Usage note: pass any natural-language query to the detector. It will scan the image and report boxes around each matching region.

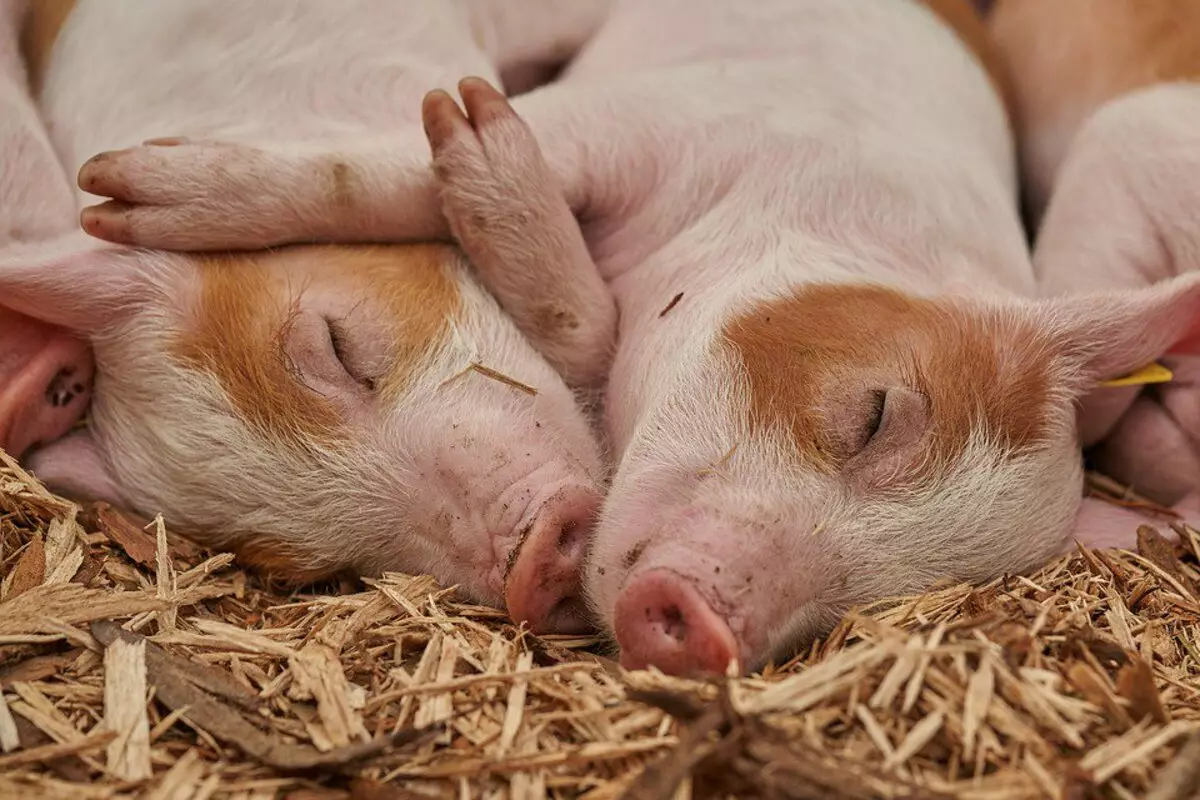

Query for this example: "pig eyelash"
[324,317,377,393]
[865,389,886,441]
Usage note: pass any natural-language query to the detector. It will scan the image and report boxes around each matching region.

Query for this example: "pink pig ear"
[26,430,127,506]
[0,231,159,334]
[1048,272,1200,387]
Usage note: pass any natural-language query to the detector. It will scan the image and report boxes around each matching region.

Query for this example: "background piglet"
[0,0,92,458]
[988,0,1200,511]
[75,0,1200,677]
[2,0,618,634]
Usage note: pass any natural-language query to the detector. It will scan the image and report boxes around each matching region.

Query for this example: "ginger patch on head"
[722,284,1057,480]
[171,245,461,445]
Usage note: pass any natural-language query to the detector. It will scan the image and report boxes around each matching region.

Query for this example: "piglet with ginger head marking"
[4,232,604,635]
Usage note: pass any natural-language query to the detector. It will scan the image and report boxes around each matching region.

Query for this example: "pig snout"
[504,484,600,635]
[613,568,741,676]
[0,309,94,458]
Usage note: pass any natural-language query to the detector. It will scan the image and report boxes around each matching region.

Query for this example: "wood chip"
[5,534,46,600]
[102,634,152,780]
[0,691,19,753]
[0,464,1196,796]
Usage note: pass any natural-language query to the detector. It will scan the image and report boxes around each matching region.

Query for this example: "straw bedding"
[1,451,1198,800]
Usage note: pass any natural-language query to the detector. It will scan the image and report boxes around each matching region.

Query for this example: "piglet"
[3,0,618,634]
[0,0,92,458]
[76,0,1200,676]
[989,0,1200,509]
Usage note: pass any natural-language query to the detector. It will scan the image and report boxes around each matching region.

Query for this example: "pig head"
[989,0,1200,509]
[0,231,606,634]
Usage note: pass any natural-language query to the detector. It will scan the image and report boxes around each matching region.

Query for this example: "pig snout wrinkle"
[503,485,600,635]
[614,569,740,677]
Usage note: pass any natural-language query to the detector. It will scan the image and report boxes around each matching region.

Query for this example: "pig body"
[988,0,1200,508]
[78,0,1200,675]
[0,0,92,458]
[3,0,619,634]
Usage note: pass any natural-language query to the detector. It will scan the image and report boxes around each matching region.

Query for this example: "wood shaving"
[0,455,1196,797]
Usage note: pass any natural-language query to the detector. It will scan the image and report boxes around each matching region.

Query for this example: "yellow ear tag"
[1099,362,1174,388]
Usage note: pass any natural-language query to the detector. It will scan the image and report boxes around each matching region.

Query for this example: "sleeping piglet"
[2,0,617,634]
[0,0,91,458]
[988,0,1200,511]
[76,0,1200,675]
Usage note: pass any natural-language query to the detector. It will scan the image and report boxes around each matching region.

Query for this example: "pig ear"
[25,430,127,506]
[0,231,161,334]
[1047,272,1200,387]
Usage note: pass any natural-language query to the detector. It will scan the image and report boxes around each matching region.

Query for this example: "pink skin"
[0,0,91,457]
[70,0,1200,675]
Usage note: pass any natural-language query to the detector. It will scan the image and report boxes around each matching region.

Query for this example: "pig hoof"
[614,569,740,676]
[503,486,600,635]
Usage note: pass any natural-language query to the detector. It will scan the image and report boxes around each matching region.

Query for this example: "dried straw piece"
[1,462,1198,797]
[0,691,20,753]
[101,635,152,780]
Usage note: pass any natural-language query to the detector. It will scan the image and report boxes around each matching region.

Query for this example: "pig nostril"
[556,519,587,560]
[45,366,82,408]
[656,604,687,642]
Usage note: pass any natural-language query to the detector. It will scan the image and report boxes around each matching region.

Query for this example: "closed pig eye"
[325,318,377,392]
[284,309,377,398]
[864,389,886,443]
[852,387,929,461]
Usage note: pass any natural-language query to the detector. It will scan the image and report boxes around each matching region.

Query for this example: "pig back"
[33,0,498,208]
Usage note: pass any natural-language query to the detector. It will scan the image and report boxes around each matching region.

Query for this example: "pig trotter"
[421,77,617,388]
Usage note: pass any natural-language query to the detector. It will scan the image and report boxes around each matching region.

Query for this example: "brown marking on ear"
[723,284,1056,480]
[989,0,1200,163]
[21,0,76,96]
[171,244,460,445]
[919,0,1017,125]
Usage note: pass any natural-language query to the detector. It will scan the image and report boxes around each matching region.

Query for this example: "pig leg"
[422,79,615,389]
[76,80,649,252]
[0,0,93,458]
